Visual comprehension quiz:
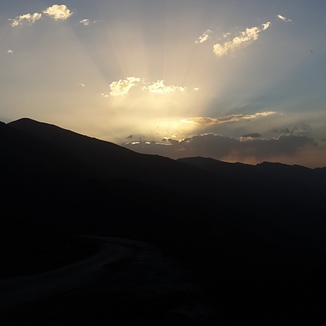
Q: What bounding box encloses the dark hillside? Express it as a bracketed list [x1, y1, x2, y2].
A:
[2, 119, 326, 325]
[9, 118, 230, 198]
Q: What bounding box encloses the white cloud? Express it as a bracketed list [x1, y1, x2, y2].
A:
[143, 80, 186, 94]
[109, 78, 186, 96]
[7, 50, 13, 54]
[277, 14, 292, 23]
[80, 19, 90, 26]
[213, 22, 271, 57]
[109, 77, 141, 96]
[9, 4, 73, 27]
[43, 4, 73, 21]
[195, 30, 212, 44]
[262, 22, 271, 30]
[9, 12, 42, 27]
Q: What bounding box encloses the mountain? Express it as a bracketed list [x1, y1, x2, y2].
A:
[2, 119, 232, 257]
[2, 118, 326, 324]
[3, 118, 326, 254]
[178, 156, 326, 255]
[8, 118, 229, 196]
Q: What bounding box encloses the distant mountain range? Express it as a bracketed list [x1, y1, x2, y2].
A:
[1, 118, 326, 276]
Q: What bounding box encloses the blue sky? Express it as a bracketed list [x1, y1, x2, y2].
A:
[1, 1, 326, 167]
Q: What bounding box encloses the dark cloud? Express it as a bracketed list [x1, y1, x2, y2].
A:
[124, 134, 315, 162]
[241, 133, 262, 138]
[168, 138, 180, 146]
[280, 128, 291, 135]
[276, 124, 312, 136]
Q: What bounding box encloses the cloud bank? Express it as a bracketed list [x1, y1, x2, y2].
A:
[125, 133, 315, 163]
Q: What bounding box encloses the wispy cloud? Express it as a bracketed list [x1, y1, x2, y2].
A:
[43, 4, 73, 21]
[9, 12, 42, 27]
[7, 50, 13, 54]
[182, 111, 276, 125]
[277, 14, 292, 23]
[79, 19, 100, 26]
[80, 19, 90, 26]
[195, 30, 212, 44]
[213, 22, 271, 57]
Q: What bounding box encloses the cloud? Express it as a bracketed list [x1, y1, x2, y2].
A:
[182, 111, 276, 125]
[109, 77, 141, 96]
[9, 4, 73, 27]
[80, 19, 90, 26]
[7, 50, 13, 54]
[277, 124, 312, 136]
[125, 133, 315, 163]
[241, 133, 262, 138]
[213, 22, 271, 57]
[143, 80, 186, 94]
[277, 14, 292, 23]
[9, 12, 42, 27]
[195, 30, 212, 44]
[262, 22, 271, 30]
[280, 128, 291, 135]
[109, 77, 186, 96]
[79, 19, 100, 26]
[43, 4, 73, 21]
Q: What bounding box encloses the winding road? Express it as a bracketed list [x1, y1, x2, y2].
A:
[0, 236, 211, 324]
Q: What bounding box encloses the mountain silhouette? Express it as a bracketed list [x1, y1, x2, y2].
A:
[3, 118, 326, 254]
[2, 118, 326, 324]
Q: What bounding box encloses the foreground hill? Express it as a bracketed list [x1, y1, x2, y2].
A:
[8, 118, 229, 196]
[2, 118, 326, 259]
[2, 118, 326, 324]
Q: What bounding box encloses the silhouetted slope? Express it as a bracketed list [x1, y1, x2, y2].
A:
[1, 120, 230, 266]
[4, 119, 326, 260]
[9, 118, 231, 198]
[178, 156, 326, 258]
[3, 119, 326, 324]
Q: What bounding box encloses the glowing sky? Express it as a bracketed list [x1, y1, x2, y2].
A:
[1, 1, 326, 167]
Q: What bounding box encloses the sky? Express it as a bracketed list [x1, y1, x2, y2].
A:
[1, 1, 326, 168]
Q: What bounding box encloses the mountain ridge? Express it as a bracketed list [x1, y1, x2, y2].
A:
[2, 117, 326, 324]
[2, 117, 326, 260]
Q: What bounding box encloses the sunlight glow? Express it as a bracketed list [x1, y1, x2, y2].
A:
[2, 2, 325, 167]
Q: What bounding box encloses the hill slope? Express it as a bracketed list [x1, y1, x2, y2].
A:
[2, 118, 326, 267]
